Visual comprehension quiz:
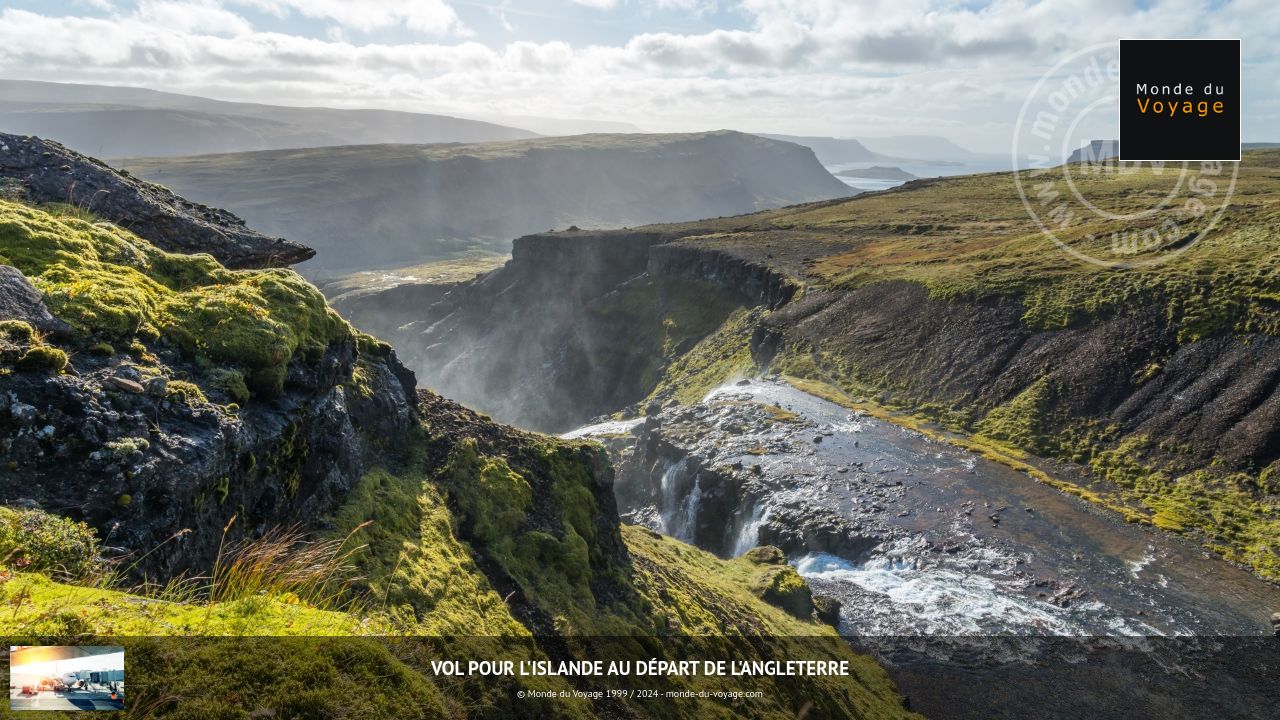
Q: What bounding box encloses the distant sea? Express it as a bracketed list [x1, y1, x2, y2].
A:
[828, 155, 1024, 191]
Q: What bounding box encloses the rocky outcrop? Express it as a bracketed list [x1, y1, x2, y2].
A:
[1, 321, 418, 579]
[0, 133, 313, 268]
[648, 243, 798, 309]
[0, 150, 409, 576]
[0, 265, 69, 338]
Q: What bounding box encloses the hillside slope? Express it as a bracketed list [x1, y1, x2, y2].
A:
[0, 79, 537, 156]
[119, 131, 855, 274]
[383, 152, 1280, 582]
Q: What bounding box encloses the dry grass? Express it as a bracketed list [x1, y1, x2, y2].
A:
[208, 517, 372, 611]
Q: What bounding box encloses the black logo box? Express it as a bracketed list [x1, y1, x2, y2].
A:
[1119, 39, 1240, 161]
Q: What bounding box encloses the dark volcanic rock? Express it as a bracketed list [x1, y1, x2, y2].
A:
[0, 333, 419, 579]
[0, 265, 70, 337]
[0, 133, 313, 268]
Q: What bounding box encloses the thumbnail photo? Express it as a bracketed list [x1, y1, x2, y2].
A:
[9, 646, 124, 712]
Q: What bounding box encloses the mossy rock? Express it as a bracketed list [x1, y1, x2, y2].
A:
[0, 199, 355, 400]
[14, 345, 67, 373]
[742, 544, 787, 565]
[207, 368, 250, 404]
[751, 565, 815, 619]
[166, 379, 208, 404]
[0, 319, 35, 344]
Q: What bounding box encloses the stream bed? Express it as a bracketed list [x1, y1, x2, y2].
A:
[569, 377, 1280, 718]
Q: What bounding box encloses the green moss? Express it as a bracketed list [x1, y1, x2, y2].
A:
[346, 362, 376, 399]
[356, 331, 393, 358]
[447, 440, 532, 545]
[104, 436, 150, 459]
[166, 379, 208, 405]
[89, 341, 115, 356]
[0, 507, 100, 580]
[0, 319, 35, 344]
[647, 307, 758, 406]
[207, 367, 250, 404]
[750, 564, 814, 619]
[0, 199, 356, 399]
[0, 572, 378, 636]
[975, 377, 1057, 455]
[13, 345, 67, 373]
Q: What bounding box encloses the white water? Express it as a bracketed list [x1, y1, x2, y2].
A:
[658, 458, 689, 537]
[732, 504, 769, 557]
[795, 551, 1085, 635]
[676, 477, 702, 543]
[560, 417, 644, 439]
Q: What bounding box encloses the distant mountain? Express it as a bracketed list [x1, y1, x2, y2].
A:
[119, 130, 855, 275]
[1068, 140, 1119, 163]
[472, 115, 644, 135]
[757, 134, 888, 164]
[857, 135, 977, 161]
[0, 79, 537, 157]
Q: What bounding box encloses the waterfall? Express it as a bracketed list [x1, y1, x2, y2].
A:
[732, 504, 768, 557]
[676, 477, 702, 543]
[658, 458, 689, 535]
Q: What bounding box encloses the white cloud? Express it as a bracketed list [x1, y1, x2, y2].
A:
[569, 0, 620, 10]
[137, 1, 253, 36]
[229, 0, 467, 35]
[0, 1, 1274, 151]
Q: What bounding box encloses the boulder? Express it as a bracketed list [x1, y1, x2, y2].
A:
[0, 265, 70, 337]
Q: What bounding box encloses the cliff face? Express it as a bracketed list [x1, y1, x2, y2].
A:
[379, 221, 802, 432]
[119, 131, 855, 274]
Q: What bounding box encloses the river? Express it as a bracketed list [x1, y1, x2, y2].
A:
[568, 377, 1280, 718]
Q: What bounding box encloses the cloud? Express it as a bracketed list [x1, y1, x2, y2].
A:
[229, 0, 467, 35]
[137, 0, 253, 36]
[0, 1, 1274, 151]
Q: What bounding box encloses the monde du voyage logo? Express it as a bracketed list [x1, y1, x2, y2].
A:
[1013, 39, 1241, 269]
[1121, 39, 1241, 162]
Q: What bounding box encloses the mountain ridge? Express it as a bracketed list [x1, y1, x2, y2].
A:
[0, 78, 539, 157]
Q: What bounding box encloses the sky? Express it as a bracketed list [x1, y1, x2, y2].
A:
[10, 649, 125, 680]
[0, 0, 1275, 153]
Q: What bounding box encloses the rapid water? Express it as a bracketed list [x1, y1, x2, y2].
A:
[575, 378, 1280, 637]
